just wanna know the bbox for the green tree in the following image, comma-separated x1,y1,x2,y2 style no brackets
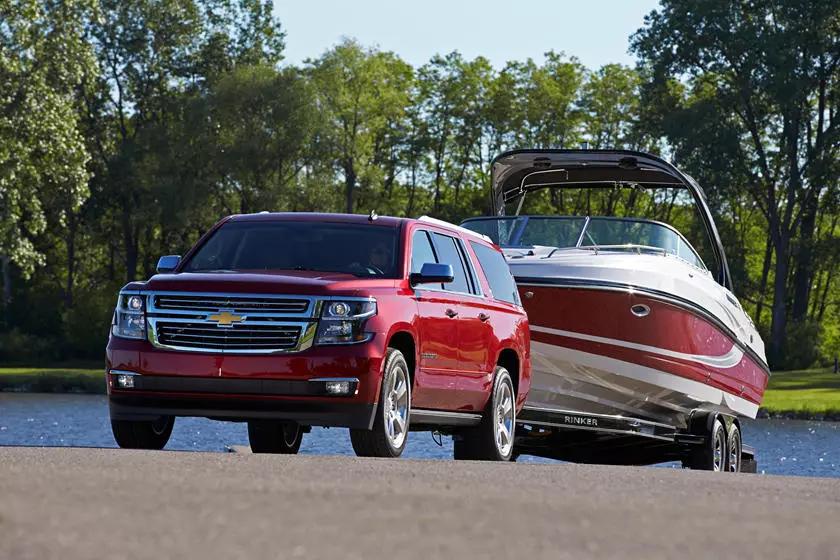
581,64,641,149
307,39,413,214
633,0,840,367
0,0,97,321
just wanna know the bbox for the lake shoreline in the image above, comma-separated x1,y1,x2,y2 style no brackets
1,370,838,422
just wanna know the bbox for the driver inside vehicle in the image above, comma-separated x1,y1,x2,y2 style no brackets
369,241,391,270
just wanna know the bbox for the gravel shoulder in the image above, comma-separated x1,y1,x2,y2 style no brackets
1,447,840,560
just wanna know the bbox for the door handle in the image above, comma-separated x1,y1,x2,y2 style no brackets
478,313,490,322
445,308,458,318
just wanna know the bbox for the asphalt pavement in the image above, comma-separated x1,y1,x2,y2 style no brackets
1,446,839,560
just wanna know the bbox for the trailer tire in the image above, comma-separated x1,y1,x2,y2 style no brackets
726,422,742,472
684,414,727,471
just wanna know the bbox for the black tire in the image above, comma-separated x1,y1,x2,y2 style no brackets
453,366,516,461
350,348,411,458
684,414,727,471
726,422,742,473
111,417,174,450
247,421,303,454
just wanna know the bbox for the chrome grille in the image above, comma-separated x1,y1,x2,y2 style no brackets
156,322,302,351
154,294,310,314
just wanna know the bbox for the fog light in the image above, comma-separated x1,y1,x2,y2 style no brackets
116,374,135,389
325,381,351,395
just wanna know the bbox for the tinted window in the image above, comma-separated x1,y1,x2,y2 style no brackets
184,221,399,277
411,230,438,273
470,242,520,305
432,232,471,294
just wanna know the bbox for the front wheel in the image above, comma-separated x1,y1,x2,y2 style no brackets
454,366,516,461
350,348,411,458
111,416,174,450
247,421,303,454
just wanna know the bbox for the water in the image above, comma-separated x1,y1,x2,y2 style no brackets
1,393,839,477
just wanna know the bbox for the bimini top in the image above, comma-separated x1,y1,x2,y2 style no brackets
489,149,732,291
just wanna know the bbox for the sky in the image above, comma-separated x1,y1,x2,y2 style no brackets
273,0,662,70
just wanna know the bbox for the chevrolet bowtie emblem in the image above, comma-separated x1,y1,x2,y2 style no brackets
207,310,245,327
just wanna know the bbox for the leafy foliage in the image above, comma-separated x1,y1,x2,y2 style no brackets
4,0,840,369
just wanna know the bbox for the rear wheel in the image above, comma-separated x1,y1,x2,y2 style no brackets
350,348,411,458
247,421,303,454
726,423,742,473
684,415,727,471
111,416,174,450
453,366,516,461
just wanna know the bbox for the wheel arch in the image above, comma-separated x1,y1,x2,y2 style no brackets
496,347,520,399
386,330,417,389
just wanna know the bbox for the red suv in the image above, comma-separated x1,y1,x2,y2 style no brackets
106,212,530,460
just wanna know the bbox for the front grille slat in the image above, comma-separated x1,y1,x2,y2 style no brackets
149,292,314,353
154,294,309,314
156,321,303,352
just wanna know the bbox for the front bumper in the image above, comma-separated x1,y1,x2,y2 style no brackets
106,335,385,429
109,391,376,429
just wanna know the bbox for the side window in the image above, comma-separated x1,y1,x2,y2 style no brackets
431,232,471,294
470,242,521,305
411,230,438,273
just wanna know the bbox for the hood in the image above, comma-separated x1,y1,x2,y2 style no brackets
126,270,397,296
489,149,732,291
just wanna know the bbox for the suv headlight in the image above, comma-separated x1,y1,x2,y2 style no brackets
111,293,147,340
315,299,376,345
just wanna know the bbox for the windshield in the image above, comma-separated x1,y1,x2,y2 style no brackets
183,220,400,277
462,216,706,270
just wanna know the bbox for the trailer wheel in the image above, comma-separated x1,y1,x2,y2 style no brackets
684,415,727,471
726,423,742,473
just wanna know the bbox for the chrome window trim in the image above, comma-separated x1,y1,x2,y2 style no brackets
425,230,486,299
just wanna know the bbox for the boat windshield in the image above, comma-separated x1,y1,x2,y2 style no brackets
461,216,706,270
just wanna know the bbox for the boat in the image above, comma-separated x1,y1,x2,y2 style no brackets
460,149,769,471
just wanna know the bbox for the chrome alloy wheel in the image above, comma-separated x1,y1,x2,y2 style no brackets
712,426,725,471
494,382,515,457
727,426,742,473
384,363,409,449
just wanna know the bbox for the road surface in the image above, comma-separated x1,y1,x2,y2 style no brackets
1,446,839,559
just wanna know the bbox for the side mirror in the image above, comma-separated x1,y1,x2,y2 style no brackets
156,255,181,274
409,262,454,286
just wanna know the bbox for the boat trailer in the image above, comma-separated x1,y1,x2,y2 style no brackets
513,405,757,473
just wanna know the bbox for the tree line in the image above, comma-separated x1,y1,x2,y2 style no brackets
2,0,840,370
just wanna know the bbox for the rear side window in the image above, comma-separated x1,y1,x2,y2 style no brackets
470,242,520,305
432,232,471,294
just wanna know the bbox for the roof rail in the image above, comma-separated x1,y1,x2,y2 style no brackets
417,215,493,243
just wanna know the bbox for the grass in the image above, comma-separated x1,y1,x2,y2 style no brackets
760,368,840,415
0,367,105,394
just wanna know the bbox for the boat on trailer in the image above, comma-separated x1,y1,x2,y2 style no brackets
461,149,769,472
